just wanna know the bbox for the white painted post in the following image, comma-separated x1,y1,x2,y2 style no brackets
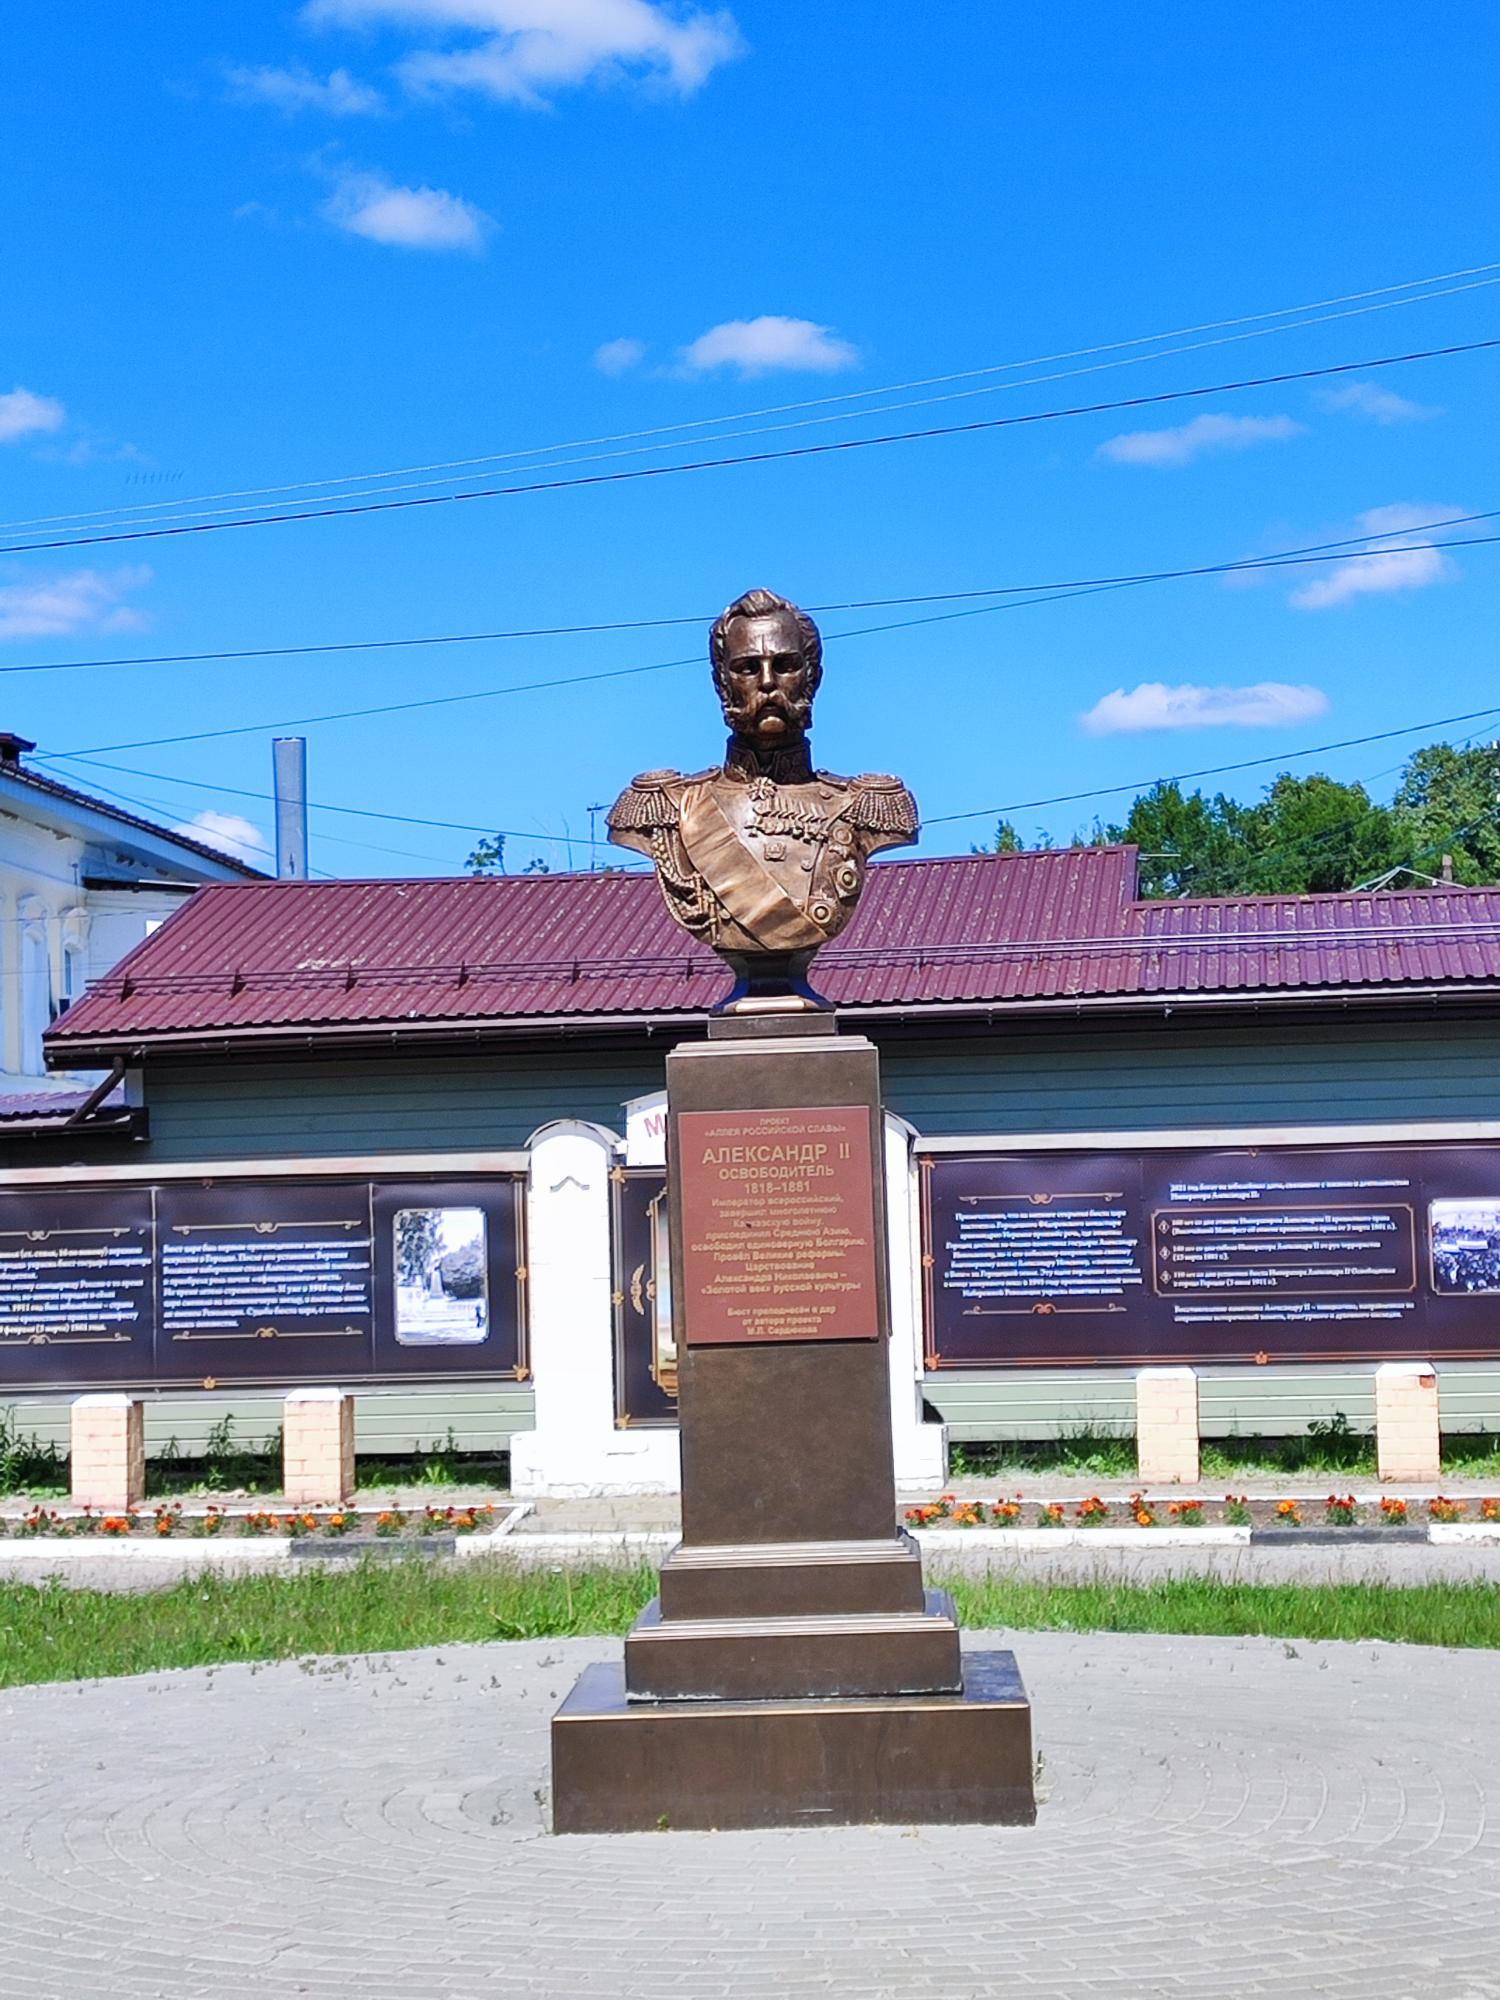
282,1387,355,1505
509,1120,680,1499
884,1112,947,1489
1135,1367,1200,1484
70,1393,145,1512
1375,1362,1440,1482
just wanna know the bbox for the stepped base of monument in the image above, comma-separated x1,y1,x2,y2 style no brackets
551,1650,1036,1833
624,1589,963,1701
657,1533,928,1619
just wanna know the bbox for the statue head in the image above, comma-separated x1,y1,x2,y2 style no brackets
709,588,823,749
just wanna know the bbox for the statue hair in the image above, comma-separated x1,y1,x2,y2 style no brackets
709,589,823,698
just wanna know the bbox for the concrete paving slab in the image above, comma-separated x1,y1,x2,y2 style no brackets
0,1629,1496,1997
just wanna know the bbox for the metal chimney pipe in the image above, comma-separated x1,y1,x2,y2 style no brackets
273,736,309,880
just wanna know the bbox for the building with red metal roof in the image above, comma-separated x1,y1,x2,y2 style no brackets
12,843,1500,1485
44,845,1500,1062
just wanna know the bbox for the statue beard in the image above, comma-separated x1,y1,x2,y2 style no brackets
722,690,814,743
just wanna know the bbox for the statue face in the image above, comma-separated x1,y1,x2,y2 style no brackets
718,610,814,745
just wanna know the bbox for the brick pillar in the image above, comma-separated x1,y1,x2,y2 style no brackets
1135,1367,1200,1484
283,1388,356,1506
70,1394,145,1512
1375,1362,1440,1482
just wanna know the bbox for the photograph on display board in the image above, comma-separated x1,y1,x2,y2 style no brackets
1429,1201,1500,1294
393,1207,490,1344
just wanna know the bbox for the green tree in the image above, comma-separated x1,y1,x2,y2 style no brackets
1104,781,1255,897
1238,773,1401,895
1390,742,1500,884
972,818,1042,855
465,833,506,876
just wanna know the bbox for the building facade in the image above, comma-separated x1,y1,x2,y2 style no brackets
0,733,263,1120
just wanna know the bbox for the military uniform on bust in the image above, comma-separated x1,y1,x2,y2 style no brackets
607,588,919,1000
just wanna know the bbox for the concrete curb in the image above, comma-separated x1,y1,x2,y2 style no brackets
2,1513,1497,1576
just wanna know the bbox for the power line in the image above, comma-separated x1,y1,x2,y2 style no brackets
6,508,1495,681
8,337,1496,560
9,258,1496,541
42,526,1500,757
14,276,1500,549
926,705,1500,827
39,700,1500,870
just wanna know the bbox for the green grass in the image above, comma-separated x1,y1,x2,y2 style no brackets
2,1561,1498,1690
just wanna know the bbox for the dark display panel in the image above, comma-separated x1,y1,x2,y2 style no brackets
922,1143,1500,1367
0,1174,526,1393
612,1169,676,1425
0,1188,156,1386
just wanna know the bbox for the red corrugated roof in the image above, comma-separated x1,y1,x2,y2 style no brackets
45,847,1500,1054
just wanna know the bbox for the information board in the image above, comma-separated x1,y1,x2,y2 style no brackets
922,1142,1500,1367
0,1173,526,1393
678,1106,880,1345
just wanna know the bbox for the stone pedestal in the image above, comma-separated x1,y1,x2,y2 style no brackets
282,1387,355,1506
551,1016,1034,1832
70,1394,145,1513
1136,1366,1200,1484
1376,1361,1441,1482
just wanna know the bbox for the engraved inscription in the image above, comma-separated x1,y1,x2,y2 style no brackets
678,1106,879,1345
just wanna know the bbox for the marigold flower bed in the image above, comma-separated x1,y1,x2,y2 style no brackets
1,1504,504,1541
902,1493,1500,1532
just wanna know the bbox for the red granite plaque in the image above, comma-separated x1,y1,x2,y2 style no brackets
678,1105,880,1345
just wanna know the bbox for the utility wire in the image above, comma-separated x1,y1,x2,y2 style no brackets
6,509,1495,680
8,337,1496,560
15,276,1500,547
9,257,1496,540
43,527,1500,757
39,700,1500,863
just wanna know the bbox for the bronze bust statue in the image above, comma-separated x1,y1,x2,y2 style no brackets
608,588,919,1004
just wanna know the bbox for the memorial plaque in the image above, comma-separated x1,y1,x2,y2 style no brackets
679,1105,879,1345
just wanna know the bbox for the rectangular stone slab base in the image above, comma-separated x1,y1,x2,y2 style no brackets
551,1649,1035,1833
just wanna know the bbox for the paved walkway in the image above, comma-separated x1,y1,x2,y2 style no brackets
1,1630,1497,1998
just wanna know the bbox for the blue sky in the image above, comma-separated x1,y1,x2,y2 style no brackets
2,1,1498,877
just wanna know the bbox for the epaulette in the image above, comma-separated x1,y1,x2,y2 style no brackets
846,773,919,836
607,771,683,832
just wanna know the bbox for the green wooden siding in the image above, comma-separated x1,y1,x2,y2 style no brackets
881,1015,1500,1136
924,1362,1500,1440
139,1050,663,1161
83,1013,1500,1167
8,1387,535,1460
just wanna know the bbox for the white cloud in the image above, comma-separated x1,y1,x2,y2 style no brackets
0,388,66,445
594,336,646,375
0,565,151,642
1096,412,1304,469
1290,502,1468,611
171,811,272,868
320,168,491,249
227,63,384,114
1316,380,1438,425
303,0,744,107
1081,681,1330,736
676,316,859,378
